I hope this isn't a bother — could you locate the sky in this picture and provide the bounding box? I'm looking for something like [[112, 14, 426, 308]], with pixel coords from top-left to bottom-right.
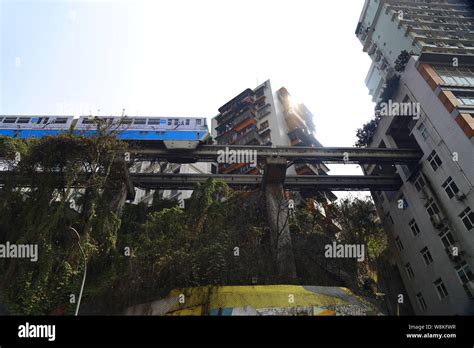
[[0, 0, 375, 197]]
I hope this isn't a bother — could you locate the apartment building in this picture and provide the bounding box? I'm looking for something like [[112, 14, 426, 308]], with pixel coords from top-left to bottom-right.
[[356, 0, 474, 102], [356, 0, 474, 315], [211, 79, 336, 203], [131, 161, 211, 206]]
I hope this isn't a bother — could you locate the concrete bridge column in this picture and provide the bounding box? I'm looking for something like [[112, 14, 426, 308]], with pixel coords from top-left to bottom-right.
[[263, 157, 297, 283]]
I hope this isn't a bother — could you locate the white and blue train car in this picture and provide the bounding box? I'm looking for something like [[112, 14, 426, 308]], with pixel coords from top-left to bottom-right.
[[0, 115, 209, 148], [0, 116, 74, 138]]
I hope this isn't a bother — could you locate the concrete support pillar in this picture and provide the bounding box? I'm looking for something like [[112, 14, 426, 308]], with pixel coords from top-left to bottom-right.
[[263, 157, 297, 283]]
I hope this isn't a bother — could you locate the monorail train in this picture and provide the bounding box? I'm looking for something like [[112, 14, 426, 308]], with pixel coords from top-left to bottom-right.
[[0, 115, 209, 147]]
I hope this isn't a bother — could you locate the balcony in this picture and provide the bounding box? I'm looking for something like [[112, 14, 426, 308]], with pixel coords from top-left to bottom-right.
[[220, 162, 246, 174], [218, 88, 254, 114], [231, 128, 261, 146], [285, 107, 307, 130], [216, 107, 257, 136], [234, 109, 257, 132]]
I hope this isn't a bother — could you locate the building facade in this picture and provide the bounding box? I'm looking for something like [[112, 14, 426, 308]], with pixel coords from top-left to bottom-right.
[[357, 0, 474, 315], [131, 161, 211, 206], [211, 79, 336, 203], [356, 0, 474, 102]]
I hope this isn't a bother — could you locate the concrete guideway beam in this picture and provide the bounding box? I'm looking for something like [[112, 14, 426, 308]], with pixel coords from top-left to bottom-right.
[[128, 145, 422, 164], [128, 173, 402, 191]]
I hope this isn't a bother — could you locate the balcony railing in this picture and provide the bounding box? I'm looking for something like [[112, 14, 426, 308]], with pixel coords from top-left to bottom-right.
[[232, 128, 261, 145]]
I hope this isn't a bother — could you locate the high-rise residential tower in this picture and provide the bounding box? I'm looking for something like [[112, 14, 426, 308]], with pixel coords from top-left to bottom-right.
[[356, 0, 474, 102], [211, 79, 336, 203], [356, 0, 474, 315]]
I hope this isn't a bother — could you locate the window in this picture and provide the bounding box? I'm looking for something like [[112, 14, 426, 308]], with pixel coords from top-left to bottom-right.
[[416, 293, 428, 312], [459, 207, 474, 230], [3, 117, 17, 123], [174, 119, 179, 125], [148, 118, 161, 125], [442, 177, 459, 199], [259, 120, 269, 130], [255, 87, 265, 98], [82, 118, 94, 124], [257, 104, 271, 118], [455, 261, 474, 284], [395, 236, 404, 251], [17, 117, 30, 124], [439, 228, 456, 249], [458, 96, 474, 106], [409, 219, 421, 236], [167, 119, 172, 126], [435, 67, 474, 87], [405, 263, 415, 279], [185, 119, 190, 126], [425, 198, 440, 217], [434, 278, 449, 299], [196, 119, 202, 126], [427, 150, 442, 171], [417, 123, 429, 140], [55, 118, 68, 124], [421, 247, 434, 266], [256, 99, 265, 108], [133, 118, 146, 125]]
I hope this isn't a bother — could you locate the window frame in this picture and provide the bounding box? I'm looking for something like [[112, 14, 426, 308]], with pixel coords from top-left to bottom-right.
[[442, 176, 460, 199], [433, 278, 449, 300], [421, 246, 434, 266]]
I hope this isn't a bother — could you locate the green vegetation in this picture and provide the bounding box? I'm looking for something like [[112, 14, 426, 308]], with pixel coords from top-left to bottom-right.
[[0, 133, 388, 315]]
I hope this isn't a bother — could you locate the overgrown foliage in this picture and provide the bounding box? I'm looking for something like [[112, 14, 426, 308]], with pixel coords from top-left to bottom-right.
[[355, 74, 400, 147], [0, 130, 128, 315], [394, 50, 413, 72], [0, 132, 388, 314]]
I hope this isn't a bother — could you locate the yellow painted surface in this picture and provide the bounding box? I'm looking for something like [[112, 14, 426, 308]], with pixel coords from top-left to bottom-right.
[[163, 285, 350, 314], [208, 285, 346, 309]]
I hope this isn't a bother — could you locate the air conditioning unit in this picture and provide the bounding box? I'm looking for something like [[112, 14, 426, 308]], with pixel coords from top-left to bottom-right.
[[446, 243, 461, 260], [430, 214, 443, 228], [455, 192, 466, 201]]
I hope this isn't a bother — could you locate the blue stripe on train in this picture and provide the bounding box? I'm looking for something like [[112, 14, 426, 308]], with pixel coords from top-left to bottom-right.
[[0, 129, 208, 141]]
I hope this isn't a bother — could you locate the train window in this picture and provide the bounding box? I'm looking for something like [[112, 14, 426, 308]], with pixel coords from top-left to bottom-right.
[[196, 119, 202, 125], [148, 118, 161, 125], [185, 119, 190, 125], [167, 119, 172, 125], [43, 118, 50, 123], [4, 117, 17, 123], [134, 118, 146, 125], [55, 118, 68, 124], [160, 119, 167, 125], [82, 118, 94, 124], [17, 118, 30, 124], [122, 118, 133, 125], [174, 119, 179, 125]]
